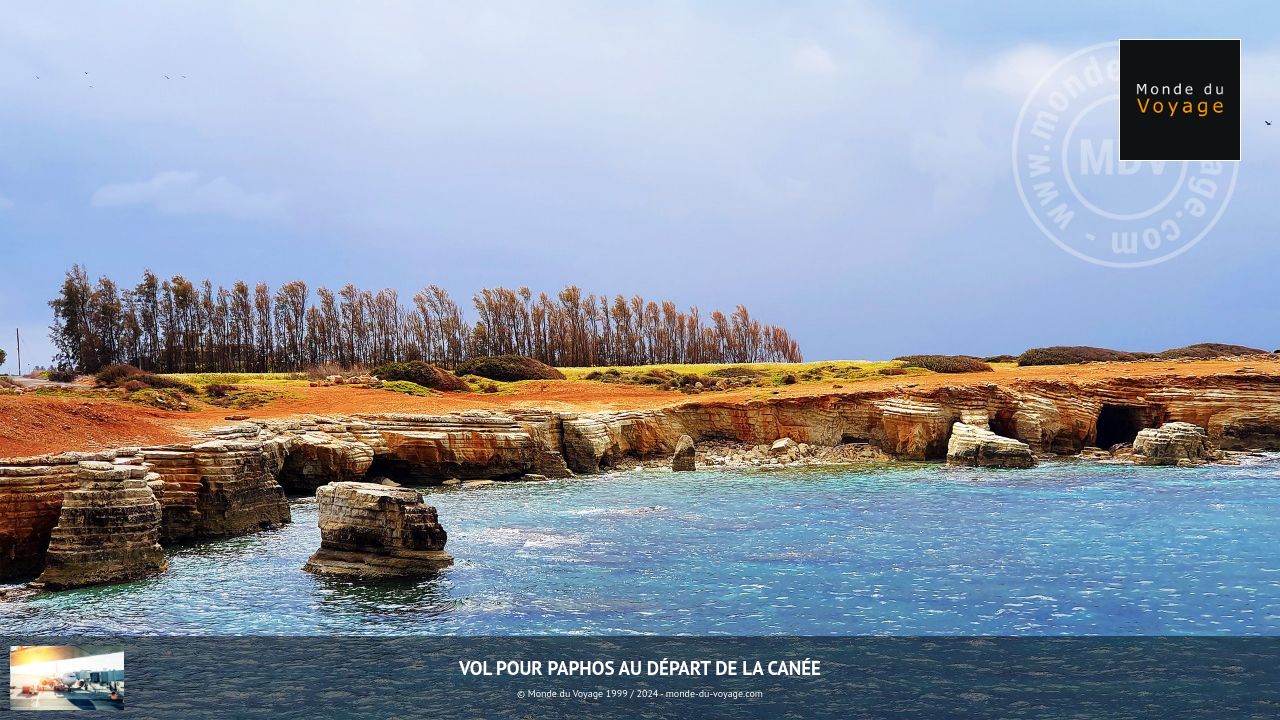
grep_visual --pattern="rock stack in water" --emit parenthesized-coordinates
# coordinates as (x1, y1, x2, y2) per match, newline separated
(1132, 422, 1222, 465)
(671, 435, 696, 471)
(946, 422, 1036, 469)
(303, 482, 453, 579)
(36, 461, 168, 589)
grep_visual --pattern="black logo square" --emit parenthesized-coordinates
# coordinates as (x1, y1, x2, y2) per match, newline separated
(1120, 39, 1240, 161)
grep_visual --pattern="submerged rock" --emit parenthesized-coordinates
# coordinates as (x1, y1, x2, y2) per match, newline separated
(946, 422, 1035, 469)
(303, 482, 453, 579)
(672, 435, 696, 471)
(1132, 422, 1221, 466)
(36, 461, 168, 589)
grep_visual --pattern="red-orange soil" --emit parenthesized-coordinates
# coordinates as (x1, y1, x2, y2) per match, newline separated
(2, 357, 1276, 457)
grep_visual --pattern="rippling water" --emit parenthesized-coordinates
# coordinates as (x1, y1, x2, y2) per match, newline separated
(6, 458, 1280, 636)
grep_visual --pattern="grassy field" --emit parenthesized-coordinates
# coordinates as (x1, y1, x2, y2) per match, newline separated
(21, 360, 936, 411)
(559, 360, 926, 386)
(164, 372, 314, 389)
(162, 360, 929, 392)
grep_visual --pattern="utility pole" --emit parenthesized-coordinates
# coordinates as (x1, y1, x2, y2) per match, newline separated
(15, 328, 20, 376)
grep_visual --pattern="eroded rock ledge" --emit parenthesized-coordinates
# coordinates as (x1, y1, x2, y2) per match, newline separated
(3, 369, 1280, 580)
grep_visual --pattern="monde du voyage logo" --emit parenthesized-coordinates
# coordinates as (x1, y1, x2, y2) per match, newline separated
(1014, 40, 1240, 268)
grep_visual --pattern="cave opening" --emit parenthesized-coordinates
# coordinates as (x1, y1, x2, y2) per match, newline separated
(988, 411, 1018, 439)
(1094, 404, 1150, 449)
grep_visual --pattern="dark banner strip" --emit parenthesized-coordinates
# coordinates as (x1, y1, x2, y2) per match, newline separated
(5, 637, 1280, 719)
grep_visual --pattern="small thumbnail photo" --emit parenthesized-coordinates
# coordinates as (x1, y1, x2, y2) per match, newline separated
(9, 646, 125, 712)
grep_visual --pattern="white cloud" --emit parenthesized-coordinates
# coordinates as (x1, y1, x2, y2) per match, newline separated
(90, 171, 285, 220)
(792, 43, 841, 77)
(964, 44, 1061, 96)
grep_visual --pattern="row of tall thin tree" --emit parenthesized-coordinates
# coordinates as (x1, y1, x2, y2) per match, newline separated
(48, 266, 803, 374)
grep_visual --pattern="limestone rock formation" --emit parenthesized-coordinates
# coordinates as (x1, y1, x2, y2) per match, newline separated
(770, 437, 799, 456)
(146, 438, 291, 541)
(946, 422, 1036, 469)
(510, 410, 574, 478)
(277, 432, 374, 492)
(8, 366, 1280, 583)
(36, 461, 168, 589)
(1132, 422, 1221, 466)
(366, 413, 536, 481)
(0, 449, 139, 580)
(672, 435, 696, 471)
(304, 482, 452, 578)
(561, 410, 677, 473)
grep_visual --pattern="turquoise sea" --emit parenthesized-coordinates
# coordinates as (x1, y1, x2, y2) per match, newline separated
(6, 458, 1280, 636)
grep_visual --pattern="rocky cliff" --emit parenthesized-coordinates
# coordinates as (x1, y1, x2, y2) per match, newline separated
(35, 460, 168, 589)
(0, 449, 138, 578)
(3, 369, 1280, 581)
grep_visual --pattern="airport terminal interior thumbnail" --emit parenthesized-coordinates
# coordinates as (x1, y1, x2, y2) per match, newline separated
(9, 646, 124, 711)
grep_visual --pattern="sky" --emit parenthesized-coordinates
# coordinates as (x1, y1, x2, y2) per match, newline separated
(1, 0, 1278, 370)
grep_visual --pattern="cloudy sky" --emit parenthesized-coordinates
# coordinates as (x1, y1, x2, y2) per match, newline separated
(2, 1, 1278, 369)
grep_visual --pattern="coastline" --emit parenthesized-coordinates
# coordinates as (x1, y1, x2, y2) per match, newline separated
(4, 356, 1280, 587)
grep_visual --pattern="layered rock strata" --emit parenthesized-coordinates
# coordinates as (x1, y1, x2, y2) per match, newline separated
(35, 461, 168, 589)
(303, 482, 452, 578)
(363, 412, 536, 481)
(1132, 422, 1222, 466)
(0, 449, 138, 579)
(5, 369, 1280, 579)
(946, 422, 1036, 469)
(142, 437, 291, 542)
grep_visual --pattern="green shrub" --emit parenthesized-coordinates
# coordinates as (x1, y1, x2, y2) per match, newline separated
(677, 373, 714, 387)
(981, 354, 1018, 364)
(879, 367, 907, 376)
(636, 369, 675, 385)
(372, 361, 470, 392)
(127, 387, 189, 410)
(95, 364, 195, 392)
(379, 380, 437, 397)
(708, 366, 767, 379)
(454, 355, 565, 381)
(1016, 346, 1141, 366)
(95, 363, 145, 386)
(1157, 343, 1269, 359)
(140, 374, 197, 392)
(47, 369, 77, 382)
(894, 355, 993, 373)
(205, 383, 235, 398)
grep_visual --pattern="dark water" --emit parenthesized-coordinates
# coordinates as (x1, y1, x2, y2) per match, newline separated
(5, 458, 1280, 636)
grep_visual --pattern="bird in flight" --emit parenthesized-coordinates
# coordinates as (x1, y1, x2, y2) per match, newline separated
(1266, 120, 1272, 126)
(164, 75, 170, 79)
